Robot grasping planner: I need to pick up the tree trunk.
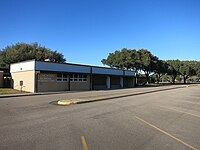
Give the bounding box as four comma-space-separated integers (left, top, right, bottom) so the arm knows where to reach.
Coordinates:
172, 79, 175, 84
145, 72, 149, 84
172, 76, 176, 84
157, 78, 160, 84
157, 74, 161, 84
183, 76, 188, 84
184, 78, 186, 84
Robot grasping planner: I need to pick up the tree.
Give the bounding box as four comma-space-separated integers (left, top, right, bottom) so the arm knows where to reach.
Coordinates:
179, 61, 196, 83
102, 48, 159, 76
102, 48, 137, 70
154, 60, 168, 83
166, 60, 180, 84
101, 52, 116, 68
102, 48, 200, 84
137, 49, 159, 77
197, 62, 200, 78
191, 61, 200, 79
0, 42, 66, 67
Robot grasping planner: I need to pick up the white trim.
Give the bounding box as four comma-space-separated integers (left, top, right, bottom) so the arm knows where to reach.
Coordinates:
70, 74, 88, 82
11, 60, 136, 77
10, 60, 35, 73
56, 73, 68, 82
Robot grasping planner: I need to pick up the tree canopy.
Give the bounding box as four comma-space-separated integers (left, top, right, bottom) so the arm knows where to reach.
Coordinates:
0, 43, 66, 67
179, 61, 196, 83
102, 48, 160, 77
102, 48, 200, 84
166, 60, 181, 84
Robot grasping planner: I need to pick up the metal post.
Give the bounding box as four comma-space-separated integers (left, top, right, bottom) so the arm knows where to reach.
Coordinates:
106, 76, 110, 89
120, 77, 124, 88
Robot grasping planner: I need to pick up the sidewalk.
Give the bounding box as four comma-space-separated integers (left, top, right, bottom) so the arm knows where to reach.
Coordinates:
0, 89, 89, 98
56, 84, 198, 105
0, 84, 198, 101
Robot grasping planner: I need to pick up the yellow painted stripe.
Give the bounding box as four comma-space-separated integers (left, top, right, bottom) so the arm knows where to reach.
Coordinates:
135, 116, 197, 150
81, 136, 88, 150
160, 106, 200, 118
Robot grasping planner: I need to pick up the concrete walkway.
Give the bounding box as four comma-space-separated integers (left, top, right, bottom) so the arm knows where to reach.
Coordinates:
0, 84, 198, 102
55, 84, 198, 105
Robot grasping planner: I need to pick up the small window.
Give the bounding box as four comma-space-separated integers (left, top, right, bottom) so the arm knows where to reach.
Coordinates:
63, 74, 68, 78
63, 74, 68, 82
63, 78, 68, 81
69, 74, 73, 81
74, 74, 78, 78
83, 75, 87, 82
70, 74, 87, 82
57, 73, 62, 81
83, 78, 87, 82
78, 74, 82, 78
57, 78, 62, 81
57, 73, 62, 78
57, 73, 68, 82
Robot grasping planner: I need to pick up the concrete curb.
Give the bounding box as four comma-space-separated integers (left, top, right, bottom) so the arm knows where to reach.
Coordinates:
0, 90, 88, 99
57, 100, 78, 106
0, 84, 198, 99
0, 93, 39, 98
56, 85, 198, 106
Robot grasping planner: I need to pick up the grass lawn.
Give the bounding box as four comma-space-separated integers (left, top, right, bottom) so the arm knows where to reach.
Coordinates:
0, 88, 28, 95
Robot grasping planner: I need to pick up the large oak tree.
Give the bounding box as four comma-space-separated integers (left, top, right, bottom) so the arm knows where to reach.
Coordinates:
102, 48, 200, 84
0, 43, 66, 67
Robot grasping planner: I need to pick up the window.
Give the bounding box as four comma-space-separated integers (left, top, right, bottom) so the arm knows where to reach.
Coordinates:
70, 74, 73, 81
63, 74, 68, 81
57, 73, 62, 81
83, 75, 87, 82
57, 73, 68, 82
69, 74, 87, 82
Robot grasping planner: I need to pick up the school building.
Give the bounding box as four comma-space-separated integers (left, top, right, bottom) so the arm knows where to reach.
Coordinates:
10, 60, 136, 93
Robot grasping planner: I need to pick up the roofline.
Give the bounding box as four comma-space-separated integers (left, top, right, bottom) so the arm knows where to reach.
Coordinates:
36, 60, 132, 71
10, 59, 36, 65
11, 59, 135, 73
36, 70, 135, 77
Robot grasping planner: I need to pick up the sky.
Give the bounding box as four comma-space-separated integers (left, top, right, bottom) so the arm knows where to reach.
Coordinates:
0, 0, 200, 66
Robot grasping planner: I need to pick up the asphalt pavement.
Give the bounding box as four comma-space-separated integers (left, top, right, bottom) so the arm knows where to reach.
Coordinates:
0, 86, 200, 150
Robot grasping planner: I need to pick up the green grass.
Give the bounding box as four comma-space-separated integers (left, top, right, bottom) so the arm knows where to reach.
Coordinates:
0, 88, 28, 95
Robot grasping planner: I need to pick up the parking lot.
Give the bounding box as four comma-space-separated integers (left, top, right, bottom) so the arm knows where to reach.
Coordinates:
0, 86, 200, 150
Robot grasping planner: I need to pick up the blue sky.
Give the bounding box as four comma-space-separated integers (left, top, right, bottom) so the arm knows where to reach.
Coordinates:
0, 0, 200, 66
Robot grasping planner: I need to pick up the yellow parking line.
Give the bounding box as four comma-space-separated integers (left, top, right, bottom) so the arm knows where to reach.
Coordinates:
81, 136, 88, 150
160, 106, 200, 118
135, 116, 197, 150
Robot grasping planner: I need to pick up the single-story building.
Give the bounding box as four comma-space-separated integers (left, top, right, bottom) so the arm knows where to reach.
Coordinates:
10, 60, 136, 93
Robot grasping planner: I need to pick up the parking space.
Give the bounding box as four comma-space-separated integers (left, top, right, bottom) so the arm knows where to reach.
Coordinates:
0, 86, 199, 150
77, 86, 200, 150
